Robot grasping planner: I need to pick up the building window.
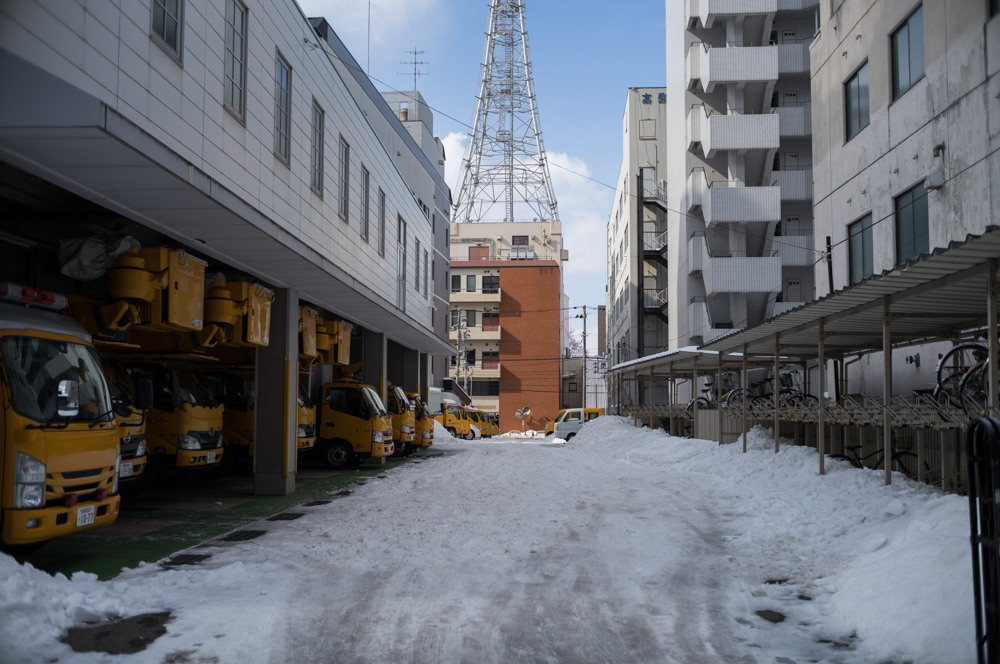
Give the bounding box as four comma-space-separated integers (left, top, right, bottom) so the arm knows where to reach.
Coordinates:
482, 275, 499, 294
310, 102, 324, 195
415, 240, 422, 292
423, 249, 429, 296
466, 310, 477, 327
273, 54, 291, 162
848, 214, 873, 285
223, 0, 247, 119
339, 138, 350, 220
896, 183, 929, 264
465, 349, 476, 366
568, 382, 578, 392
472, 380, 500, 396
993, 0, 1000, 17
891, 6, 924, 100
845, 62, 869, 141
360, 168, 370, 241
151, 0, 182, 56
482, 312, 499, 331
451, 275, 461, 292
378, 189, 386, 256
511, 235, 529, 246
451, 309, 461, 328
466, 275, 476, 292
482, 352, 499, 370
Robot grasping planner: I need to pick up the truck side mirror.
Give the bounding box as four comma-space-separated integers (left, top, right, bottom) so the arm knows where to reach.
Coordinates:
134, 378, 154, 411
57, 380, 80, 417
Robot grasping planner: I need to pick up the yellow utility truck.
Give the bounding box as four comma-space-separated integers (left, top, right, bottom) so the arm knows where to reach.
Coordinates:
317, 380, 393, 468
386, 384, 416, 456
0, 284, 147, 548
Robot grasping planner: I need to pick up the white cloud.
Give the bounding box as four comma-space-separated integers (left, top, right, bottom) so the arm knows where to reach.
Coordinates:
441, 131, 469, 194
548, 152, 612, 284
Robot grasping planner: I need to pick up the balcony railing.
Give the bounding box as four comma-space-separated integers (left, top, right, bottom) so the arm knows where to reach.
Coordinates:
703, 256, 782, 295
777, 105, 811, 137
690, 0, 778, 29
777, 41, 810, 75
643, 229, 668, 253
644, 288, 668, 309
772, 235, 815, 266
450, 287, 501, 303
690, 44, 778, 92
694, 106, 781, 157
771, 169, 813, 200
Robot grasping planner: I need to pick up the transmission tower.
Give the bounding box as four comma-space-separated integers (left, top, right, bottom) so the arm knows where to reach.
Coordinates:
453, 0, 559, 224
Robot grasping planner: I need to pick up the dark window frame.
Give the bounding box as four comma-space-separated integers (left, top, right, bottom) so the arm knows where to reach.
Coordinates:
273, 52, 292, 163
310, 100, 324, 195
891, 5, 925, 101
151, 0, 183, 59
848, 213, 874, 285
895, 182, 929, 265
223, 0, 247, 121
844, 61, 870, 142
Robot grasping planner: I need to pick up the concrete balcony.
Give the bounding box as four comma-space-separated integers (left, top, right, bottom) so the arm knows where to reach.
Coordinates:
703, 183, 782, 226
691, 0, 777, 29
777, 105, 811, 137
687, 106, 703, 152
466, 326, 502, 342
693, 45, 778, 93
688, 233, 708, 275
698, 109, 780, 157
772, 235, 814, 266
475, 364, 501, 379
688, 299, 711, 341
703, 256, 782, 295
778, 42, 810, 75
776, 0, 820, 11
450, 288, 501, 304
772, 169, 813, 200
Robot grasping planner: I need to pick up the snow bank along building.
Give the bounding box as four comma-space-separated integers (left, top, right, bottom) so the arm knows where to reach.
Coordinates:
0, 0, 452, 493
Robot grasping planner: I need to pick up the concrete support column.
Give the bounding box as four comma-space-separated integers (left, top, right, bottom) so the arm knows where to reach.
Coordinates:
717, 352, 724, 445
988, 260, 998, 414
774, 332, 781, 453
363, 329, 387, 403
254, 287, 298, 496
882, 297, 892, 486
818, 319, 826, 475
741, 343, 748, 453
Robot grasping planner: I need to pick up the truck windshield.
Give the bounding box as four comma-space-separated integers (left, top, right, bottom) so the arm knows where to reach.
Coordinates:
360, 386, 387, 416
100, 352, 135, 414
173, 364, 217, 406
389, 386, 409, 413
1, 335, 113, 424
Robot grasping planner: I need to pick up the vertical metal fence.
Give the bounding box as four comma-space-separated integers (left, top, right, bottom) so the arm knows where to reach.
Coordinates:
968, 417, 1000, 664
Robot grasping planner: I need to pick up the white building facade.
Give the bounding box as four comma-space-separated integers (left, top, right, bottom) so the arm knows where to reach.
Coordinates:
607, 87, 670, 368
666, 0, 819, 349
809, 0, 1000, 393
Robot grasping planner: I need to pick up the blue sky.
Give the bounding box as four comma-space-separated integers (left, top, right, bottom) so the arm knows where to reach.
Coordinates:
295, 0, 667, 352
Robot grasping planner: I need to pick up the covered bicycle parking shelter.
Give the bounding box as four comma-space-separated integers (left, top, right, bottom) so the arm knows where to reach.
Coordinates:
610, 227, 1000, 491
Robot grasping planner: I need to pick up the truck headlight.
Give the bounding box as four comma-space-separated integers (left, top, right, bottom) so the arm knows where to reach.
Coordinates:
178, 434, 200, 450
136, 439, 146, 457
372, 430, 383, 444
401, 425, 412, 434
14, 452, 45, 509
297, 425, 307, 438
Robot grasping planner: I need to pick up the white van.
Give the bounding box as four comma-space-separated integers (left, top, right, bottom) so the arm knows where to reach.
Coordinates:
552, 408, 603, 440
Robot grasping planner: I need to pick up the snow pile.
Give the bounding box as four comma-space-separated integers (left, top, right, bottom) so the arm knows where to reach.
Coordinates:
0, 417, 977, 663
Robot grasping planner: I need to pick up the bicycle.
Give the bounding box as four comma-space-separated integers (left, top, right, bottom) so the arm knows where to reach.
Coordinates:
934, 340, 990, 404
829, 443, 930, 477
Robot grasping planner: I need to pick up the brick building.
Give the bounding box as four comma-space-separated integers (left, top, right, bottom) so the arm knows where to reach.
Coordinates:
449, 221, 567, 432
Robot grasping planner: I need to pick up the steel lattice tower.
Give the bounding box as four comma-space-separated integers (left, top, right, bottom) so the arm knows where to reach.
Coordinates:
452, 0, 558, 224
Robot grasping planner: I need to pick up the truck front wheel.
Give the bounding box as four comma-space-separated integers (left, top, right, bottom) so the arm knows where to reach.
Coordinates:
321, 440, 357, 469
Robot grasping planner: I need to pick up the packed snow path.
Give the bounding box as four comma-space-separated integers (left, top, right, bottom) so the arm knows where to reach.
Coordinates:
0, 417, 975, 663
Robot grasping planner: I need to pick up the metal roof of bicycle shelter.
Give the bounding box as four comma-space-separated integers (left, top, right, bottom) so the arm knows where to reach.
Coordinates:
608, 226, 1000, 379
698, 227, 1000, 359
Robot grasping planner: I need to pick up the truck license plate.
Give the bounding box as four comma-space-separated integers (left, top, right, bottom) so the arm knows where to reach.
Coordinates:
207, 451, 217, 464
76, 505, 95, 527
119, 461, 133, 477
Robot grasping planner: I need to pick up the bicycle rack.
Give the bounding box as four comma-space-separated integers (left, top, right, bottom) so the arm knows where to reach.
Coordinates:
968, 417, 1000, 664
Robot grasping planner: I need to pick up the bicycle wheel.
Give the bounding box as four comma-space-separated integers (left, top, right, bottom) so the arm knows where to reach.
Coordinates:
935, 342, 989, 400
829, 453, 863, 469
960, 359, 990, 402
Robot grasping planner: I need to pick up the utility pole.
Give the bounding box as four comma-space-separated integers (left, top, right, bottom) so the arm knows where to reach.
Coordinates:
582, 307, 588, 407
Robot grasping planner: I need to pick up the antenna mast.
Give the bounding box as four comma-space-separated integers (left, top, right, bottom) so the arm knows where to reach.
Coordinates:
399, 48, 428, 91
453, 0, 558, 224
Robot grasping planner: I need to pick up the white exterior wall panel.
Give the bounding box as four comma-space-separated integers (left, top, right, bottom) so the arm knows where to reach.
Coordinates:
706, 46, 778, 89
703, 112, 780, 155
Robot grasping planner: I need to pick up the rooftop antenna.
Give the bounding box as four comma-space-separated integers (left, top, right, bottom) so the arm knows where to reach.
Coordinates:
399, 48, 428, 91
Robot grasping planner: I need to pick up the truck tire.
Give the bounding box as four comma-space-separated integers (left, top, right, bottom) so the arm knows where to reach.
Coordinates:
321, 440, 357, 469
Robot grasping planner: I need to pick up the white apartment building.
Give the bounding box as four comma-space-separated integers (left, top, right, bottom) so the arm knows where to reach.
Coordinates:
665, 0, 819, 349
809, 0, 1000, 393
607, 87, 670, 367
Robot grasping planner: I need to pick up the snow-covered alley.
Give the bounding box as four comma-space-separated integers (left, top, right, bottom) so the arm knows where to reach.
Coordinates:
0, 417, 976, 663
